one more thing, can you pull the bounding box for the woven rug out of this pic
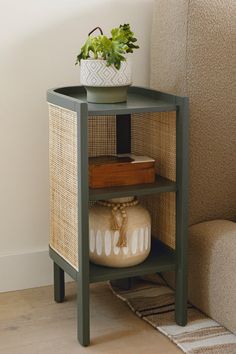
[110,275,236,354]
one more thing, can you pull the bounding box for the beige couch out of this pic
[150,0,236,333]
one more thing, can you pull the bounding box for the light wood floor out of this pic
[0,282,181,354]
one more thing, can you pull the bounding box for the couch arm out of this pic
[188,220,236,334]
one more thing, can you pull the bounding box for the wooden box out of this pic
[89,154,155,188]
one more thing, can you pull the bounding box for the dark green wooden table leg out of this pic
[77,102,90,346]
[77,278,90,346]
[54,262,65,303]
[175,261,187,326]
[175,96,189,326]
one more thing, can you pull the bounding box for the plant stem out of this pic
[88,27,103,36]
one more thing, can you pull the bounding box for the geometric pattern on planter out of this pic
[80,59,132,87]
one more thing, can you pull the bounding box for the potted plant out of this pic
[75,24,139,103]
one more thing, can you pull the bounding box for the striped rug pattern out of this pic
[110,276,236,353]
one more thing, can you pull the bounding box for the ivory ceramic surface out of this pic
[89,197,151,268]
[80,59,132,87]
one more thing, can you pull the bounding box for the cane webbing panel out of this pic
[49,107,176,269]
[88,116,116,157]
[49,104,79,269]
[49,106,117,269]
[131,112,176,249]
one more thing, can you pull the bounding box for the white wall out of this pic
[0,0,154,291]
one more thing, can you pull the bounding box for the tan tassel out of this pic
[110,209,120,230]
[97,198,138,248]
[116,218,128,247]
[116,210,128,247]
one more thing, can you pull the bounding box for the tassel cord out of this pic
[97,198,138,247]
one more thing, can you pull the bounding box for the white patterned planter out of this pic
[89,197,151,268]
[80,59,132,87]
[80,59,132,103]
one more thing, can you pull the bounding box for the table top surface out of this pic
[48,86,179,115]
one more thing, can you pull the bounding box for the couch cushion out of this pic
[188,220,236,334]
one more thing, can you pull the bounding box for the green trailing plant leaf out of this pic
[111,24,139,54]
[76,36,99,63]
[75,24,139,69]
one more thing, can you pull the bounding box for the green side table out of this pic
[47,85,189,346]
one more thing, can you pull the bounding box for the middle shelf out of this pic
[89,175,176,201]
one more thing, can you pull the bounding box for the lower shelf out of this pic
[89,240,176,283]
[50,240,176,283]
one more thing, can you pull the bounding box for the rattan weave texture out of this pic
[49,104,79,269]
[131,112,176,249]
[49,106,117,269]
[88,116,116,157]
